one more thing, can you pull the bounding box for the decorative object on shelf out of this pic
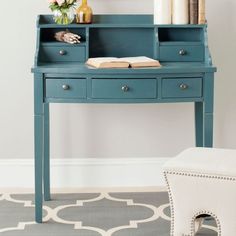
[48,0,77,25]
[76,0,93,24]
[172,0,189,24]
[198,0,206,24]
[153,0,171,24]
[55,30,81,44]
[190,0,199,24]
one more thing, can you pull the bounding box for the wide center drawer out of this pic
[46,79,86,99]
[162,77,202,98]
[40,44,86,63]
[92,79,157,99]
[159,45,204,62]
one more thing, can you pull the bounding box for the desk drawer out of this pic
[46,79,86,99]
[41,45,86,62]
[159,45,204,62]
[162,78,202,98]
[92,79,157,99]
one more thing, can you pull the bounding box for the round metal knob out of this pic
[179,49,186,56]
[122,85,129,92]
[62,84,70,90]
[179,84,188,90]
[59,50,67,56]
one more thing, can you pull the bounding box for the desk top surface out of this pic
[32,62,216,75]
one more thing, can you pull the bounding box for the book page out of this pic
[119,56,158,63]
[119,56,161,68]
[87,57,117,67]
[86,57,129,68]
[86,56,160,68]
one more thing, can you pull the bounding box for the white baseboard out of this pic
[0,158,170,189]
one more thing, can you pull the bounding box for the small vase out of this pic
[76,0,93,24]
[53,7,75,25]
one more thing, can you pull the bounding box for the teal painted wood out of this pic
[32,14,216,223]
[45,97,204,104]
[32,63,216,74]
[203,73,214,113]
[37,15,207,28]
[203,73,214,147]
[34,74,44,223]
[158,27,203,42]
[43,103,50,201]
[89,28,154,58]
[91,79,157,99]
[34,115,43,223]
[46,78,87,99]
[159,41,203,46]
[46,73,204,79]
[34,74,44,115]
[203,113,213,147]
[162,78,202,98]
[159,45,204,62]
[40,45,86,63]
[195,102,203,147]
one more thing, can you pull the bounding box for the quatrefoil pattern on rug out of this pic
[0,192,217,236]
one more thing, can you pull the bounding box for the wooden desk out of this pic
[32,14,216,223]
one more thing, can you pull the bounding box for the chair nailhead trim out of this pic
[165,171,236,181]
[164,171,224,236]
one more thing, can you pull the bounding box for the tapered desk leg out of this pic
[195,102,203,147]
[34,74,44,223]
[203,113,213,147]
[34,115,43,223]
[44,103,51,201]
[203,73,214,148]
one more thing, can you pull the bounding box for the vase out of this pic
[76,0,93,24]
[53,7,75,25]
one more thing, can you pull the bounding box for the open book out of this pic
[86,56,161,69]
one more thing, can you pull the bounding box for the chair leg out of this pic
[170,205,193,236]
[219,215,236,236]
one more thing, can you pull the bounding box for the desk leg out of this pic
[43,103,51,201]
[34,115,43,223]
[195,102,203,147]
[203,73,214,148]
[34,75,44,223]
[203,113,213,147]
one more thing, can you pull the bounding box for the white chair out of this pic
[163,147,236,236]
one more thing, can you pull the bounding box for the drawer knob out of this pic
[179,49,186,56]
[59,50,67,56]
[179,83,188,90]
[122,85,129,92]
[62,84,70,90]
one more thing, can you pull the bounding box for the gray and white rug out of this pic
[0,191,217,235]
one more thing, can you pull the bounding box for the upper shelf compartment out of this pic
[158,27,204,45]
[40,27,87,43]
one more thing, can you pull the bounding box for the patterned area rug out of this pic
[0,191,217,236]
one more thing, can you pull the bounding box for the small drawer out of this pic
[92,79,157,99]
[41,45,86,62]
[162,78,202,98]
[159,45,204,62]
[46,79,86,99]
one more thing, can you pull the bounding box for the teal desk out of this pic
[32,14,216,223]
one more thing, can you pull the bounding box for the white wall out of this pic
[0,0,235,161]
